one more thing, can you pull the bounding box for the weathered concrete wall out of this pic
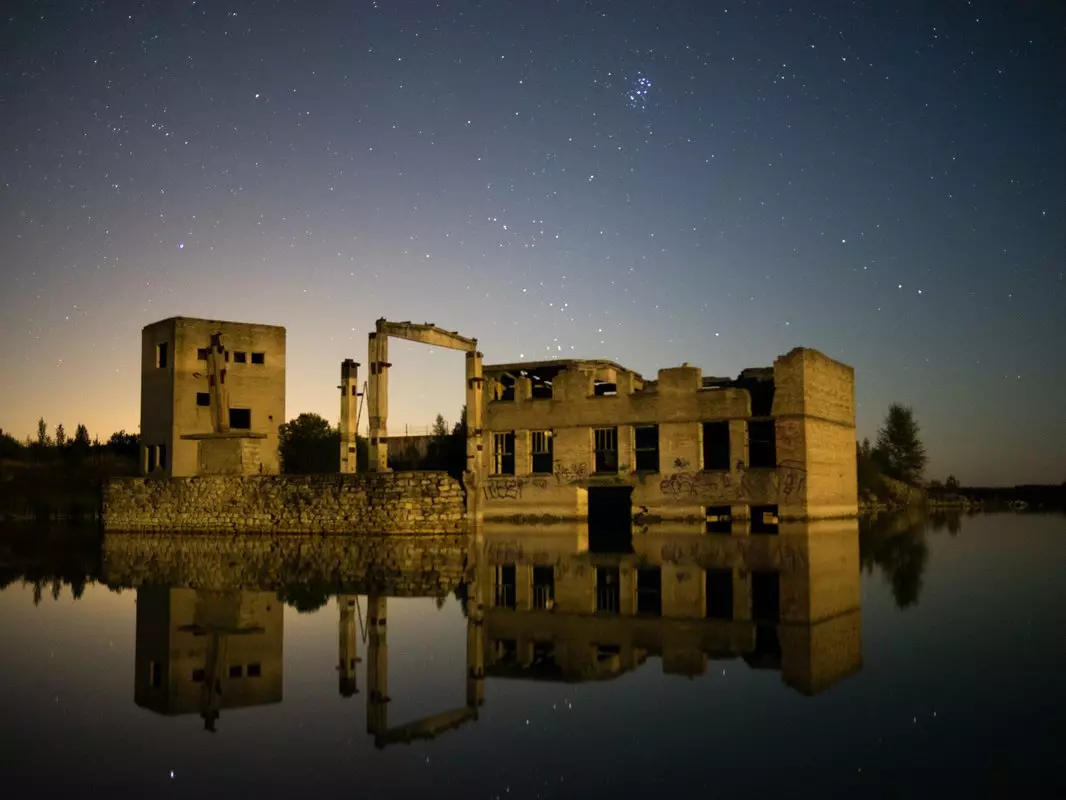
[141,317,286,478]
[481,347,857,521]
[103,472,466,534]
[103,532,469,595]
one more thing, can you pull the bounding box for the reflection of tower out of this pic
[466,562,486,708]
[337,595,361,698]
[134,588,283,731]
[365,595,389,736]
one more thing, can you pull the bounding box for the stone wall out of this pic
[103,471,466,534]
[103,531,469,596]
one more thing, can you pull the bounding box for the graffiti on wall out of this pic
[658,461,807,502]
[483,478,526,500]
[553,461,589,484]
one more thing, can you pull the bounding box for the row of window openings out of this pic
[490,421,777,476]
[706,504,780,534]
[146,661,262,688]
[493,565,780,622]
[155,342,266,368]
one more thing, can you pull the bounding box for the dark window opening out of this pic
[228,665,242,678]
[192,668,205,683]
[751,571,781,622]
[247,663,262,678]
[156,342,168,369]
[233,350,247,364]
[495,374,516,401]
[588,487,633,553]
[530,378,553,399]
[531,430,553,473]
[748,420,777,468]
[596,566,620,613]
[636,567,662,616]
[533,565,554,609]
[705,569,734,620]
[494,639,518,665]
[146,445,158,472]
[594,381,618,396]
[196,347,209,361]
[229,408,251,430]
[251,352,265,365]
[158,444,167,470]
[149,662,162,689]
[751,505,780,534]
[531,641,556,668]
[594,427,618,473]
[492,432,515,475]
[702,421,730,470]
[634,425,659,472]
[494,564,517,609]
[705,505,732,534]
[196,392,210,407]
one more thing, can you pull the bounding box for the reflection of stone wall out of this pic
[103,472,466,534]
[103,532,469,596]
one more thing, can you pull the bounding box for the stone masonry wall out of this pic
[102,532,469,596]
[103,472,466,534]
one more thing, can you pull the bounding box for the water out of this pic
[1,512,1063,797]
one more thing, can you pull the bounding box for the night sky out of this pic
[2,1,1063,485]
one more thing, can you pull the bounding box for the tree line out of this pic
[1,418,139,463]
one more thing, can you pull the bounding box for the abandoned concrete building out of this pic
[140,317,286,477]
[480,347,857,528]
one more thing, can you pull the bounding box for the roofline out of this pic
[142,316,287,331]
[484,358,639,377]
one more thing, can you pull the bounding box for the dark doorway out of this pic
[636,567,662,615]
[751,571,780,622]
[588,486,633,553]
[705,569,734,619]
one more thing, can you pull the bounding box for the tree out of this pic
[74,424,91,448]
[945,475,960,491]
[278,413,339,474]
[873,404,927,485]
[37,418,49,446]
[55,423,67,448]
[106,430,140,460]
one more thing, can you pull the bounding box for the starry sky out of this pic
[2,0,1063,485]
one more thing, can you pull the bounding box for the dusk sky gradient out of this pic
[2,0,1063,485]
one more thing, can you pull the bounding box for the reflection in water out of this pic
[477,520,862,696]
[0,520,869,745]
[134,588,283,731]
[859,510,931,608]
[103,519,864,742]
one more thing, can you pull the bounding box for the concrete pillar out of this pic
[514,429,531,476]
[339,360,360,474]
[366,595,389,735]
[730,504,751,536]
[367,330,391,472]
[733,569,752,621]
[337,595,359,697]
[466,570,486,708]
[465,350,485,515]
[617,424,635,475]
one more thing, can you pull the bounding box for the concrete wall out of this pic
[141,317,286,478]
[103,472,466,534]
[481,347,857,521]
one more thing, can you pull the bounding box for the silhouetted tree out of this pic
[873,404,927,485]
[859,512,929,608]
[54,423,66,448]
[945,475,960,491]
[278,413,339,473]
[276,583,331,613]
[106,430,140,460]
[36,418,49,446]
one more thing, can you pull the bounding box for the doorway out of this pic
[588,486,633,553]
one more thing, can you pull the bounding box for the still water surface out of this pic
[1,513,1063,797]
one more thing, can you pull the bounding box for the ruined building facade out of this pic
[481,347,856,526]
[140,317,286,477]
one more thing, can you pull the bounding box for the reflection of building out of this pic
[476,520,862,695]
[134,588,283,730]
[481,348,856,524]
[140,316,286,477]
